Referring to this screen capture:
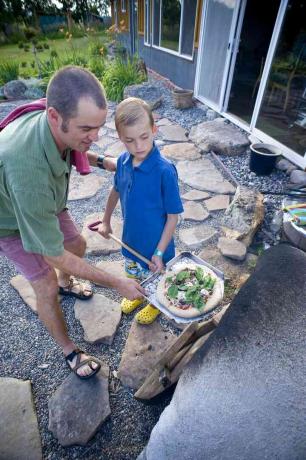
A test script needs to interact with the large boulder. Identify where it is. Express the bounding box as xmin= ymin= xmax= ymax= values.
xmin=189 ymin=118 xmax=249 ymax=155
xmin=138 ymin=244 xmax=306 ymax=460
xmin=123 ymin=83 xmax=163 ymax=110
xmin=3 ymin=80 xmax=27 ymax=99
